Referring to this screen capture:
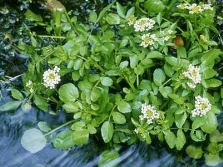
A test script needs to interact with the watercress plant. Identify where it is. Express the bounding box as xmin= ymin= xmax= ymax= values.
xmin=1 ymin=0 xmax=223 ymax=166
